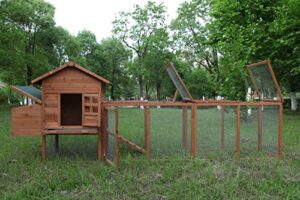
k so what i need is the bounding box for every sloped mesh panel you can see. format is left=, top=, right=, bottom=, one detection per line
left=150, top=106, right=191, bottom=158
left=262, top=105, right=279, bottom=156
left=166, top=66, right=191, bottom=101
left=250, top=64, right=279, bottom=100
left=106, top=110, right=116, bottom=162
left=197, top=106, right=236, bottom=158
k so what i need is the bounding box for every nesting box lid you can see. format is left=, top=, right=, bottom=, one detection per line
left=31, top=61, right=110, bottom=84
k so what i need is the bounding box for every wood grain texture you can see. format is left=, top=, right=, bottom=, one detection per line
left=11, top=104, right=42, bottom=136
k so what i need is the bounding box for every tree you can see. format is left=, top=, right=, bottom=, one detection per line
left=171, top=0, right=220, bottom=82
left=112, top=1, right=167, bottom=99
left=209, top=0, right=300, bottom=105
left=99, top=37, right=130, bottom=100
left=0, top=0, right=56, bottom=84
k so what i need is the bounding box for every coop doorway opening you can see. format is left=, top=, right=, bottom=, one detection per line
left=60, top=94, right=82, bottom=126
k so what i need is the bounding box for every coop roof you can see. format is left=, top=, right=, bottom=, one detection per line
left=10, top=85, right=42, bottom=104
left=31, top=61, right=110, bottom=84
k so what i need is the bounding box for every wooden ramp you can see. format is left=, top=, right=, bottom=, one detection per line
left=118, top=135, right=145, bottom=154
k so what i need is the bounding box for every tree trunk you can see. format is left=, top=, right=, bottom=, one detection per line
left=138, top=75, right=144, bottom=99
left=110, top=84, right=115, bottom=100
left=156, top=82, right=161, bottom=101
left=290, top=92, right=297, bottom=111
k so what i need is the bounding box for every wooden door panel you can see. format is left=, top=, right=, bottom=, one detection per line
left=44, top=94, right=59, bottom=128
left=82, top=94, right=99, bottom=127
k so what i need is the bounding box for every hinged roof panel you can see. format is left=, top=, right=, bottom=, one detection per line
left=10, top=85, right=42, bottom=104
left=246, top=60, right=283, bottom=102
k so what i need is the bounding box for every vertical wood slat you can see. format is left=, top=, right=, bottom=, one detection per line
left=115, top=110, right=119, bottom=166
left=278, top=104, right=283, bottom=158
left=258, top=105, right=263, bottom=151
left=236, top=105, right=241, bottom=158
left=144, top=106, right=150, bottom=159
left=182, top=106, right=188, bottom=149
left=191, top=105, right=197, bottom=158
left=221, top=106, right=224, bottom=149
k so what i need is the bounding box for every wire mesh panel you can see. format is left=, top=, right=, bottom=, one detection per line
left=106, top=109, right=118, bottom=166
left=118, top=107, right=145, bottom=156
left=261, top=105, right=279, bottom=156
left=239, top=105, right=260, bottom=157
left=196, top=106, right=237, bottom=158
left=150, top=106, right=191, bottom=158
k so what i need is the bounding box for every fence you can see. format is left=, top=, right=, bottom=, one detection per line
left=102, top=100, right=283, bottom=166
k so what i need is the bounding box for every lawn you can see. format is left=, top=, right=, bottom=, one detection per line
left=0, top=105, right=300, bottom=199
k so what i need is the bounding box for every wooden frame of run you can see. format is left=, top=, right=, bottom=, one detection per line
left=101, top=99, right=283, bottom=163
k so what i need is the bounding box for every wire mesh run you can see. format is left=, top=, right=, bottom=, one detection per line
left=196, top=106, right=237, bottom=158
left=149, top=106, right=191, bottom=159
left=106, top=108, right=118, bottom=165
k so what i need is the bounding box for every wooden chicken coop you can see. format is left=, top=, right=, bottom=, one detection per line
left=11, top=62, right=109, bottom=160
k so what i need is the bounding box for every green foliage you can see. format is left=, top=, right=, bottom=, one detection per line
left=112, top=1, right=168, bottom=98
left=0, top=0, right=56, bottom=84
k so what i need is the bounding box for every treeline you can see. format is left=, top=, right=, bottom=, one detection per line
left=0, top=0, right=299, bottom=102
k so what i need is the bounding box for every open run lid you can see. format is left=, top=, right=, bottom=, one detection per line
left=246, top=60, right=283, bottom=102
left=10, top=85, right=42, bottom=104
left=166, top=63, right=193, bottom=102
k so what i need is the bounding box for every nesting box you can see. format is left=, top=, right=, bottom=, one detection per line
left=11, top=62, right=109, bottom=137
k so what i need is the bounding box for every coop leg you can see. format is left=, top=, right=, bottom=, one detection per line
left=41, top=135, right=46, bottom=161
left=55, top=135, right=59, bottom=153
left=98, top=128, right=101, bottom=160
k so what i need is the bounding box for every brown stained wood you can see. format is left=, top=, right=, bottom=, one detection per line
left=32, top=62, right=109, bottom=84
left=44, top=93, right=59, bottom=128
left=182, top=106, right=188, bottom=149
left=11, top=104, right=42, bottom=136
left=246, top=60, right=270, bottom=68
left=118, top=135, right=146, bottom=154
left=191, top=105, right=197, bottom=158
left=236, top=105, right=241, bottom=158
left=144, top=106, right=150, bottom=159
left=82, top=94, right=99, bottom=127
left=258, top=105, right=262, bottom=151
left=43, top=127, right=98, bottom=134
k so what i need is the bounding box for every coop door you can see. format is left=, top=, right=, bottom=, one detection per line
left=82, top=94, right=100, bottom=127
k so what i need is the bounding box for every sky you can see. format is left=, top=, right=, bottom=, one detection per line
left=45, top=0, right=186, bottom=42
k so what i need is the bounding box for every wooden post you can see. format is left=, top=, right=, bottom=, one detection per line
left=41, top=135, right=46, bottom=161
left=144, top=106, right=150, bottom=159
left=55, top=135, right=59, bottom=153
left=221, top=106, right=225, bottom=149
left=236, top=105, right=241, bottom=158
left=182, top=106, right=188, bottom=149
left=115, top=110, right=119, bottom=166
left=97, top=127, right=101, bottom=160
left=278, top=104, right=283, bottom=158
left=191, top=105, right=197, bottom=158
left=258, top=105, right=262, bottom=151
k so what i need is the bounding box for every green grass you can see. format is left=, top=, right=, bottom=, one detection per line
left=0, top=106, right=300, bottom=199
